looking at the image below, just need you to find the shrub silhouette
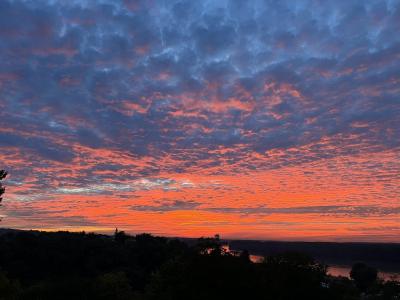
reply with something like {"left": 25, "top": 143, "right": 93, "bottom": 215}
{"left": 350, "top": 262, "right": 378, "bottom": 292}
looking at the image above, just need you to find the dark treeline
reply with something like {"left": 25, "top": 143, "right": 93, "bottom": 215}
{"left": 0, "top": 230, "right": 399, "bottom": 300}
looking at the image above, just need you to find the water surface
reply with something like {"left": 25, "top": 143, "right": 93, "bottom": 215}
{"left": 328, "top": 265, "right": 400, "bottom": 281}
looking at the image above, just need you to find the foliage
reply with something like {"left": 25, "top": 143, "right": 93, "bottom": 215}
{"left": 195, "top": 234, "right": 223, "bottom": 255}
{"left": 0, "top": 170, "right": 7, "bottom": 205}
{"left": 0, "top": 230, "right": 398, "bottom": 300}
{"left": 350, "top": 262, "right": 378, "bottom": 292}
{"left": 0, "top": 271, "right": 21, "bottom": 300}
{"left": 114, "top": 228, "right": 129, "bottom": 244}
{"left": 0, "top": 170, "right": 7, "bottom": 223}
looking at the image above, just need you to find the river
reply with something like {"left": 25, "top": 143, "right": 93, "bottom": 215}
{"left": 230, "top": 248, "right": 400, "bottom": 281}
{"left": 327, "top": 265, "right": 400, "bottom": 281}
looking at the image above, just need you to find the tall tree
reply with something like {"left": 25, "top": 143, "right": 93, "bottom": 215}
{"left": 0, "top": 170, "right": 7, "bottom": 222}
{"left": 0, "top": 170, "right": 7, "bottom": 205}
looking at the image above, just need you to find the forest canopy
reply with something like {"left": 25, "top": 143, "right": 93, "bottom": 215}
{"left": 0, "top": 230, "right": 398, "bottom": 300}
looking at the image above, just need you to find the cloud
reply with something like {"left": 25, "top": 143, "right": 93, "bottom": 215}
{"left": 130, "top": 203, "right": 400, "bottom": 217}
{"left": 203, "top": 205, "right": 400, "bottom": 217}
{"left": 1, "top": 0, "right": 399, "bottom": 170}
{"left": 0, "top": 132, "right": 75, "bottom": 162}
{"left": 0, "top": 0, "right": 399, "bottom": 240}
{"left": 55, "top": 178, "right": 196, "bottom": 194}
{"left": 131, "top": 200, "right": 201, "bottom": 212}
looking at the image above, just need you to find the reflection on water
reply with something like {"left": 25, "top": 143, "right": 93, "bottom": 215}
{"left": 249, "top": 254, "right": 264, "bottom": 263}
{"left": 222, "top": 244, "right": 264, "bottom": 263}
{"left": 249, "top": 256, "right": 400, "bottom": 281}
{"left": 223, "top": 244, "right": 399, "bottom": 281}
{"left": 327, "top": 265, "right": 349, "bottom": 278}
{"left": 328, "top": 265, "right": 400, "bottom": 281}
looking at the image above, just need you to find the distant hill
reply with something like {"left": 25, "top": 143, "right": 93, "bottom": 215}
{"left": 2, "top": 229, "right": 399, "bottom": 270}
{"left": 227, "top": 240, "right": 400, "bottom": 271}
{"left": 0, "top": 228, "right": 25, "bottom": 235}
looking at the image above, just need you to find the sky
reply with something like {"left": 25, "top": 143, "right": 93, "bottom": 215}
{"left": 0, "top": 0, "right": 399, "bottom": 242}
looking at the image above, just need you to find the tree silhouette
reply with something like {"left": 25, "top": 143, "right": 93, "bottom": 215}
{"left": 0, "top": 170, "right": 7, "bottom": 205}
{"left": 0, "top": 230, "right": 398, "bottom": 299}
{"left": 196, "top": 234, "right": 222, "bottom": 255}
{"left": 114, "top": 228, "right": 129, "bottom": 244}
{"left": 350, "top": 262, "right": 378, "bottom": 292}
{"left": 0, "top": 170, "right": 7, "bottom": 222}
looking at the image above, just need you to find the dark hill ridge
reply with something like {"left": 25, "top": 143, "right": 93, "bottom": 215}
{"left": 2, "top": 229, "right": 399, "bottom": 269}
{"left": 227, "top": 240, "right": 400, "bottom": 271}
{"left": 175, "top": 237, "right": 400, "bottom": 271}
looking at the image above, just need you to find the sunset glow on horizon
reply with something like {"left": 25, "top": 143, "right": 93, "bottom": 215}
{"left": 1, "top": 0, "right": 399, "bottom": 242}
